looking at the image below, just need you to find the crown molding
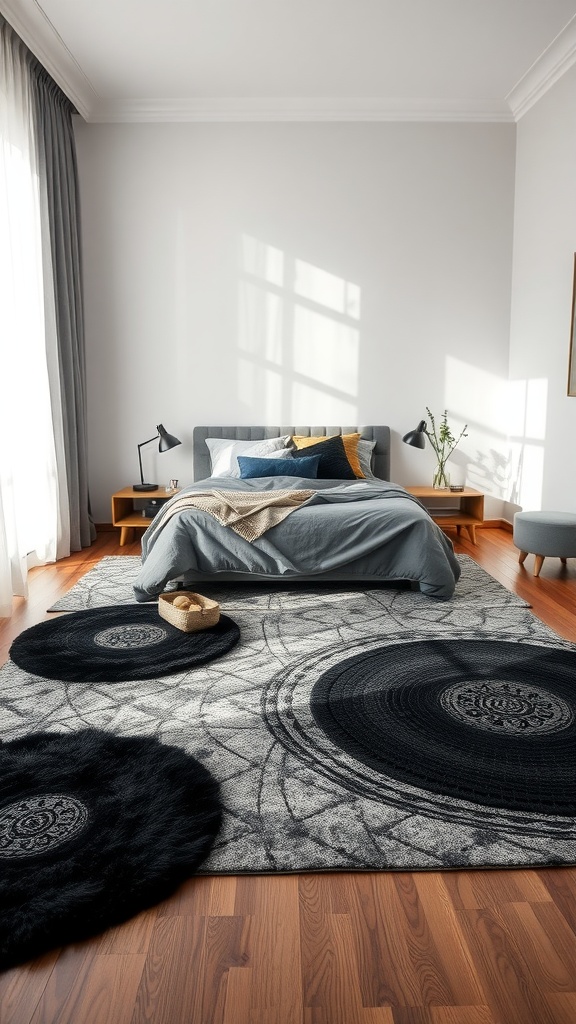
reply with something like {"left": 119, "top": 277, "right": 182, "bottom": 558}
{"left": 4, "top": 0, "right": 574, "bottom": 125}
{"left": 87, "top": 96, "right": 514, "bottom": 124}
{"left": 507, "top": 14, "right": 576, "bottom": 120}
{"left": 0, "top": 0, "right": 97, "bottom": 119}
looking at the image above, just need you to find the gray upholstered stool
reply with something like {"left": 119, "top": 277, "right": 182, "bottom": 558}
{"left": 513, "top": 510, "right": 576, "bottom": 577}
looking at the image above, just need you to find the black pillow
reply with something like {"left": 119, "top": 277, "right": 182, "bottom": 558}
{"left": 291, "top": 435, "right": 356, "bottom": 480}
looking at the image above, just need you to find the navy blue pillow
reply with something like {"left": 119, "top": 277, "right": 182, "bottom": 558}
{"left": 237, "top": 455, "right": 320, "bottom": 479}
{"left": 291, "top": 435, "right": 356, "bottom": 480}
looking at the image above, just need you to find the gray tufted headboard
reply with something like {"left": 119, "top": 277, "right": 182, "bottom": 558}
{"left": 192, "top": 425, "right": 391, "bottom": 481}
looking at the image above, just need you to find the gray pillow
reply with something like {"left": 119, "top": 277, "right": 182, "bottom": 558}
{"left": 357, "top": 438, "right": 377, "bottom": 478}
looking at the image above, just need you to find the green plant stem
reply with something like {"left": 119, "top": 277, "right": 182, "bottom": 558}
{"left": 425, "top": 407, "right": 468, "bottom": 464}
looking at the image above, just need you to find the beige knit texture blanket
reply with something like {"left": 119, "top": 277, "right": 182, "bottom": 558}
{"left": 147, "top": 489, "right": 315, "bottom": 543}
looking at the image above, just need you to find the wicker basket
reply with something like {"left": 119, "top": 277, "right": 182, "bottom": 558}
{"left": 158, "top": 591, "right": 220, "bottom": 633}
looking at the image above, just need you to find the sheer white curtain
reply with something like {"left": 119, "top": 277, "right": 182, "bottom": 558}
{"left": 0, "top": 20, "right": 62, "bottom": 616}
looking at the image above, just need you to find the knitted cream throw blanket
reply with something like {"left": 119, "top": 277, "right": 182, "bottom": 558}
{"left": 146, "top": 489, "right": 315, "bottom": 543}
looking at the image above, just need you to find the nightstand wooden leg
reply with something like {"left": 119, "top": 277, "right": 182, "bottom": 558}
{"left": 533, "top": 554, "right": 544, "bottom": 577}
{"left": 518, "top": 550, "right": 528, "bottom": 565}
{"left": 467, "top": 524, "right": 477, "bottom": 544}
{"left": 120, "top": 526, "right": 133, "bottom": 546}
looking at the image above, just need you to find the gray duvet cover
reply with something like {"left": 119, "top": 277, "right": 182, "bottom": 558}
{"left": 133, "top": 476, "right": 461, "bottom": 601}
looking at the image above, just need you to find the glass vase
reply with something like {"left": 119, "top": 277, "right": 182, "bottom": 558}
{"left": 432, "top": 462, "right": 450, "bottom": 489}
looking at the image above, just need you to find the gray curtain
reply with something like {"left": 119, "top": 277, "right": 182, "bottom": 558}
{"left": 29, "top": 61, "right": 96, "bottom": 549}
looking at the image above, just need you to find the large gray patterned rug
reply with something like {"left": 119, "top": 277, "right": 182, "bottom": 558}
{"left": 2, "top": 556, "right": 575, "bottom": 872}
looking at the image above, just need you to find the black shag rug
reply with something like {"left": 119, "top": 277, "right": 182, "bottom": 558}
{"left": 0, "top": 729, "right": 222, "bottom": 970}
{"left": 9, "top": 604, "right": 240, "bottom": 682}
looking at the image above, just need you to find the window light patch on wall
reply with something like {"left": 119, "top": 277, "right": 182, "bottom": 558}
{"left": 241, "top": 234, "right": 284, "bottom": 287}
{"left": 294, "top": 258, "right": 361, "bottom": 320}
{"left": 507, "top": 377, "right": 548, "bottom": 511}
{"left": 444, "top": 356, "right": 512, "bottom": 498}
{"left": 238, "top": 234, "right": 360, "bottom": 423}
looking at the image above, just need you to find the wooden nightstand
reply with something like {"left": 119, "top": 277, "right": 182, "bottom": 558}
{"left": 111, "top": 486, "right": 180, "bottom": 546}
{"left": 405, "top": 486, "right": 485, "bottom": 544}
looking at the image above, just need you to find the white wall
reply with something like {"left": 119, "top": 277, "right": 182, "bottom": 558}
{"left": 73, "top": 121, "right": 515, "bottom": 522}
{"left": 508, "top": 63, "right": 576, "bottom": 517}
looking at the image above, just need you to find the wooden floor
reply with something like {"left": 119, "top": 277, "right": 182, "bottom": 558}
{"left": 2, "top": 526, "right": 576, "bottom": 1024}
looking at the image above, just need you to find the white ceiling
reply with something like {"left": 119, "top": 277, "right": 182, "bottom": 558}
{"left": 2, "top": 0, "right": 576, "bottom": 122}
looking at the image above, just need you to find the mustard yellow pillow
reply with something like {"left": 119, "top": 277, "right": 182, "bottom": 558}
{"left": 291, "top": 433, "right": 364, "bottom": 478}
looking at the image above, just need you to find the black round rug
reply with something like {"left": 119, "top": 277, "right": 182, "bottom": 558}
{"left": 9, "top": 604, "right": 240, "bottom": 681}
{"left": 0, "top": 729, "right": 222, "bottom": 970}
{"left": 310, "top": 639, "right": 576, "bottom": 815}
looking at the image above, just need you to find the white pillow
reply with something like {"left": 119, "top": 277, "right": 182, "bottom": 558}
{"left": 206, "top": 435, "right": 290, "bottom": 478}
{"left": 357, "top": 438, "right": 378, "bottom": 479}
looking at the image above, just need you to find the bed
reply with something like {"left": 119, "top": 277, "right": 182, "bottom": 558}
{"left": 132, "top": 425, "right": 461, "bottom": 601}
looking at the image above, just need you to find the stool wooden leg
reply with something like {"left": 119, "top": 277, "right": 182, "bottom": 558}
{"left": 518, "top": 550, "right": 528, "bottom": 565}
{"left": 533, "top": 554, "right": 544, "bottom": 577}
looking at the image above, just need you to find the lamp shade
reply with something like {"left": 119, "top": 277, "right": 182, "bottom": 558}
{"left": 157, "top": 424, "right": 181, "bottom": 452}
{"left": 402, "top": 420, "right": 427, "bottom": 449}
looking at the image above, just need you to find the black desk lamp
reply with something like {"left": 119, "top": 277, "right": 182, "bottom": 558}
{"left": 402, "top": 420, "right": 427, "bottom": 449}
{"left": 134, "top": 424, "right": 181, "bottom": 492}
